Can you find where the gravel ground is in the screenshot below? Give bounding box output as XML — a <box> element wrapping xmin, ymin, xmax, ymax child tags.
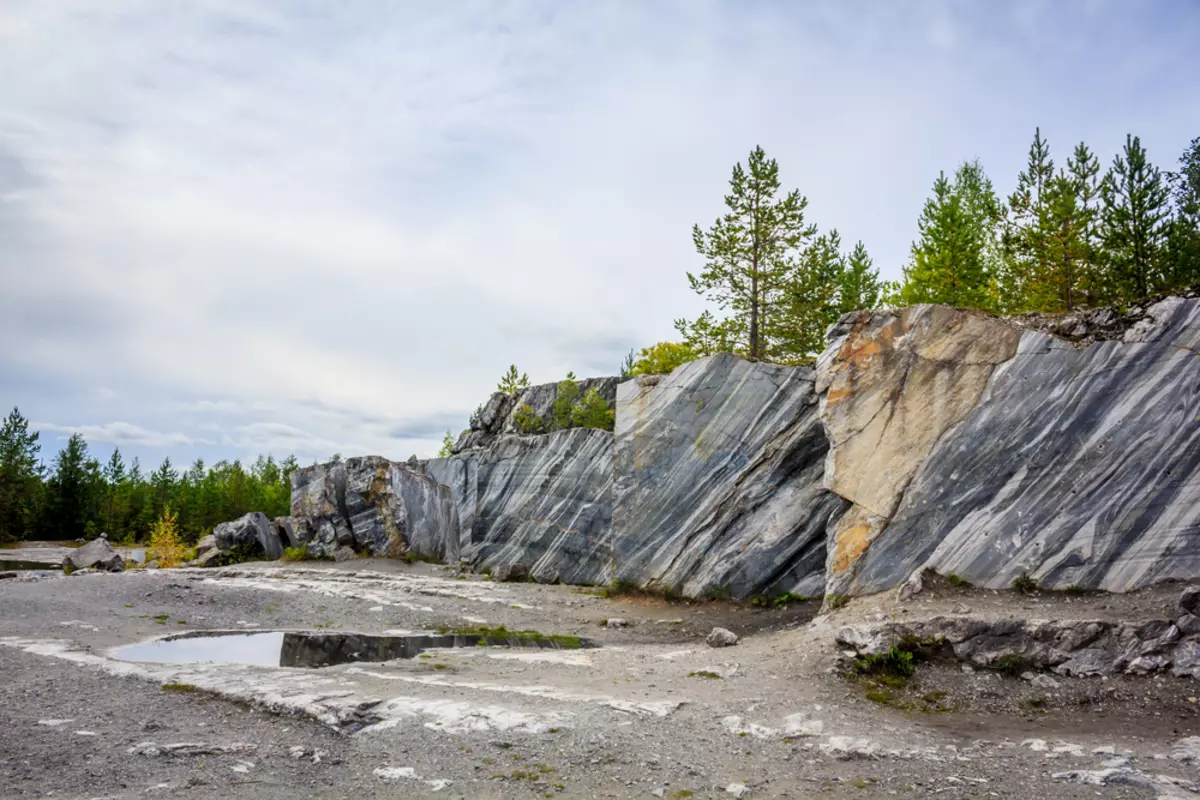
<box><xmin>1</xmin><ymin>558</ymin><xmax>1198</xmax><ymax>799</ymax></box>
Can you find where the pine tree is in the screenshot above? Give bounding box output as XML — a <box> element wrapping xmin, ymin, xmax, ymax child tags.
<box><xmin>0</xmin><ymin>407</ymin><xmax>42</xmax><ymax>542</ymax></box>
<box><xmin>1100</xmin><ymin>134</ymin><xmax>1171</xmax><ymax>301</ymax></box>
<box><xmin>438</xmin><ymin>431</ymin><xmax>455</xmax><ymax>458</ymax></box>
<box><xmin>571</xmin><ymin>387</ymin><xmax>615</xmax><ymax>431</ymax></box>
<box><xmin>1165</xmin><ymin>136</ymin><xmax>1200</xmax><ymax>291</ymax></box>
<box><xmin>1067</xmin><ymin>142</ymin><xmax>1107</xmax><ymax>306</ymax></box>
<box><xmin>550</xmin><ymin>372</ymin><xmax>581</xmax><ymax>431</ymax></box>
<box><xmin>999</xmin><ymin>129</ymin><xmax>1055</xmax><ymax>312</ymax></box>
<box><xmin>497</xmin><ymin>365</ymin><xmax>530</xmax><ymax>395</ymax></box>
<box><xmin>631</xmin><ymin>341</ymin><xmax>697</xmax><ymax>376</ymax></box>
<box><xmin>687</xmin><ymin>146</ymin><xmax>816</xmax><ymax>360</ymax></box>
<box><xmin>151</xmin><ymin>457</ymin><xmax>177</xmax><ymax>518</ymax></box>
<box><xmin>102</xmin><ymin>448</ymin><xmax>126</xmax><ymax>536</ymax></box>
<box><xmin>41</xmin><ymin>433</ymin><xmax>99</xmax><ymax>540</ymax></box>
<box><xmin>774</xmin><ymin>230</ymin><xmax>846</xmax><ymax>362</ymax></box>
<box><xmin>900</xmin><ymin>161</ymin><xmax>1002</xmax><ymax>309</ymax></box>
<box><xmin>838</xmin><ymin>241</ymin><xmax>882</xmax><ymax>313</ymax></box>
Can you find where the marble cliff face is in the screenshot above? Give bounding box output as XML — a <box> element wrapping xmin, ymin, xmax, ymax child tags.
<box><xmin>212</xmin><ymin>295</ymin><xmax>1200</xmax><ymax>601</ymax></box>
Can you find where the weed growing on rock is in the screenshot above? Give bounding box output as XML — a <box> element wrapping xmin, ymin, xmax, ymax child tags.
<box><xmin>281</xmin><ymin>544</ymin><xmax>330</xmax><ymax>562</ymax></box>
<box><xmin>825</xmin><ymin>593</ymin><xmax>849</xmax><ymax>610</ymax></box>
<box><xmin>946</xmin><ymin>573</ymin><xmax>969</xmax><ymax>587</ymax></box>
<box><xmin>688</xmin><ymin>670</ymin><xmax>723</xmax><ymax>679</ymax></box>
<box><xmin>855</xmin><ymin>646</ymin><xmax>916</xmax><ymax>680</ymax></box>
<box><xmin>161</xmin><ymin>683</ymin><xmax>196</xmax><ymax>693</ymax></box>
<box><xmin>1011</xmin><ymin>572</ymin><xmax>1039</xmax><ymax>594</ymax></box>
<box><xmin>993</xmin><ymin>653</ymin><xmax>1033</xmax><ymax>675</ymax></box>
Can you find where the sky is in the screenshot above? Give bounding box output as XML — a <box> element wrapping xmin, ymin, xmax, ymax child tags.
<box><xmin>1</xmin><ymin>0</ymin><xmax>1198</xmax><ymax>470</ymax></box>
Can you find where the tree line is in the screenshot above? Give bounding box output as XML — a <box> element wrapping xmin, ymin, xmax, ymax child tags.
<box><xmin>0</xmin><ymin>407</ymin><xmax>294</xmax><ymax>544</ymax></box>
<box><xmin>626</xmin><ymin>131</ymin><xmax>1200</xmax><ymax>375</ymax></box>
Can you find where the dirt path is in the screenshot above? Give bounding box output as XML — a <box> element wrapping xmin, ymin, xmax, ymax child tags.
<box><xmin>1</xmin><ymin>560</ymin><xmax>1196</xmax><ymax>798</ymax></box>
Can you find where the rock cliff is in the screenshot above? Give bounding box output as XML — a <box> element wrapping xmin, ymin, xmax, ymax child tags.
<box><xmin>612</xmin><ymin>354</ymin><xmax>845</xmax><ymax>600</ymax></box>
<box><xmin>454</xmin><ymin>376</ymin><xmax>622</xmax><ymax>453</ymax></box>
<box><xmin>818</xmin><ymin>295</ymin><xmax>1200</xmax><ymax>596</ymax></box>
<box><xmin>424</xmin><ymin>427</ymin><xmax>613</xmax><ymax>584</ymax></box>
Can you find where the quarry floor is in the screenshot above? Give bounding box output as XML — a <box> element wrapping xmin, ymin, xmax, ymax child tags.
<box><xmin>2</xmin><ymin>557</ymin><xmax>1199</xmax><ymax>799</ymax></box>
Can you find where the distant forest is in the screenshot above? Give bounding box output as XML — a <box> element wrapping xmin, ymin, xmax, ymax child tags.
<box><xmin>5</xmin><ymin>129</ymin><xmax>1198</xmax><ymax>543</ymax></box>
<box><xmin>0</xmin><ymin>407</ymin><xmax>293</xmax><ymax>544</ymax></box>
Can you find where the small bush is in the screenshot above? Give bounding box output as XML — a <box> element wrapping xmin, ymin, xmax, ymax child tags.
<box><xmin>855</xmin><ymin>646</ymin><xmax>916</xmax><ymax>680</ymax></box>
<box><xmin>1011</xmin><ymin>572</ymin><xmax>1039</xmax><ymax>594</ymax></box>
<box><xmin>1063</xmin><ymin>584</ymin><xmax>1087</xmax><ymax>595</ymax></box>
<box><xmin>147</xmin><ymin>508</ymin><xmax>188</xmax><ymax>568</ymax></box>
<box><xmin>702</xmin><ymin>584</ymin><xmax>733</xmax><ymax>602</ymax></box>
<box><xmin>946</xmin><ymin>573</ymin><xmax>968</xmax><ymax>587</ymax></box>
<box><xmin>281</xmin><ymin>544</ymin><xmax>329</xmax><ymax>562</ymax></box>
<box><xmin>825</xmin><ymin>593</ymin><xmax>849</xmax><ymax>611</ymax></box>
<box><xmin>992</xmin><ymin>653</ymin><xmax>1032</xmax><ymax>675</ymax></box>
<box><xmin>512</xmin><ymin>404</ymin><xmax>547</xmax><ymax>435</ymax></box>
<box><xmin>688</xmin><ymin>670</ymin><xmax>723</xmax><ymax>680</ymax></box>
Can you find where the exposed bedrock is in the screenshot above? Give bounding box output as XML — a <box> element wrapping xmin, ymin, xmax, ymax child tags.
<box><xmin>611</xmin><ymin>353</ymin><xmax>847</xmax><ymax>601</ymax></box>
<box><xmin>424</xmin><ymin>428</ymin><xmax>613</xmax><ymax>585</ymax></box>
<box><xmin>818</xmin><ymin>296</ymin><xmax>1200</xmax><ymax>597</ymax></box>
<box><xmin>287</xmin><ymin>457</ymin><xmax>459</xmax><ymax>562</ymax></box>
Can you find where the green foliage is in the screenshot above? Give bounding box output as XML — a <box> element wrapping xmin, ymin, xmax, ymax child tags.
<box><xmin>0</xmin><ymin>407</ymin><xmax>42</xmax><ymax>543</ymax></box>
<box><xmin>630</xmin><ymin>341</ymin><xmax>698</xmax><ymax>376</ymax></box>
<box><xmin>571</xmin><ymin>387</ymin><xmax>615</xmax><ymax>431</ymax></box>
<box><xmin>750</xmin><ymin>592</ymin><xmax>808</xmax><ymax>607</ymax></box>
<box><xmin>825</xmin><ymin>593</ymin><xmax>849</xmax><ymax>610</ymax></box>
<box><xmin>146</xmin><ymin>507</ymin><xmax>189</xmax><ymax>568</ymax></box>
<box><xmin>992</xmin><ymin>653</ymin><xmax>1032</xmax><ymax>675</ymax></box>
<box><xmin>619</xmin><ymin>349</ymin><xmax>636</xmax><ymax>377</ymax></box>
<box><xmin>282</xmin><ymin>543</ymin><xmax>330</xmax><ymax>562</ymax></box>
<box><xmin>688</xmin><ymin>670</ymin><xmax>723</xmax><ymax>680</ymax></box>
<box><xmin>1101</xmin><ymin>134</ymin><xmax>1171</xmax><ymax>300</ymax></box>
<box><xmin>900</xmin><ymin>160</ymin><xmax>1002</xmax><ymax>310</ymax></box>
<box><xmin>854</xmin><ymin>646</ymin><xmax>916</xmax><ymax>680</ymax></box>
<box><xmin>497</xmin><ymin>364</ymin><xmax>531</xmax><ymax>395</ymax></box>
<box><xmin>512</xmin><ymin>403</ymin><xmax>547</xmax><ymax>435</ymax></box>
<box><xmin>1165</xmin><ymin>136</ymin><xmax>1200</xmax><ymax>291</ymax></box>
<box><xmin>1011</xmin><ymin>572</ymin><xmax>1038</xmax><ymax>594</ymax></box>
<box><xmin>946</xmin><ymin>573</ymin><xmax>968</xmax><ymax>587</ymax></box>
<box><xmin>550</xmin><ymin>372</ymin><xmax>580</xmax><ymax>430</ymax></box>
<box><xmin>840</xmin><ymin>240</ymin><xmax>883</xmax><ymax>312</ymax></box>
<box><xmin>438</xmin><ymin>431</ymin><xmax>455</xmax><ymax>458</ymax></box>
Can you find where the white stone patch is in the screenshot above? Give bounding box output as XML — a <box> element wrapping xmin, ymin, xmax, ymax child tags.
<box><xmin>230</xmin><ymin>761</ymin><xmax>255</xmax><ymax>774</ymax></box>
<box><xmin>1171</xmin><ymin>736</ymin><xmax>1200</xmax><ymax>762</ymax></box>
<box><xmin>782</xmin><ymin>712</ymin><xmax>824</xmax><ymax>737</ymax></box>
<box><xmin>462</xmin><ymin>615</ymin><xmax>489</xmax><ymax>625</ymax></box>
<box><xmin>486</xmin><ymin>651</ymin><xmax>593</xmax><ymax>667</ymax></box>
<box><xmin>365</xmin><ymin>696</ymin><xmax>568</xmax><ymax>735</ymax></box>
<box><xmin>374</xmin><ymin>766</ymin><xmax>452</xmax><ymax>790</ymax></box>
<box><xmin>344</xmin><ymin>667</ymin><xmax>682</xmax><ymax>717</ymax></box>
<box><xmin>58</xmin><ymin>620</ymin><xmax>102</xmax><ymax>632</ymax></box>
<box><xmin>75</xmin><ymin>730</ymin><xmax>98</xmax><ymax>736</ymax></box>
<box><xmin>37</xmin><ymin>718</ymin><xmax>74</xmax><ymax>727</ymax></box>
<box><xmin>1054</xmin><ymin>767</ymin><xmax>1199</xmax><ymax>799</ymax></box>
<box><xmin>722</xmin><ymin>715</ymin><xmax>776</xmax><ymax>739</ymax></box>
<box><xmin>654</xmin><ymin>649</ymin><xmax>694</xmax><ymax>661</ymax></box>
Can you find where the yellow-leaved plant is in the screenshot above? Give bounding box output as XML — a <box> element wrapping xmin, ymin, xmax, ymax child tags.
<box><xmin>147</xmin><ymin>507</ymin><xmax>190</xmax><ymax>568</ymax></box>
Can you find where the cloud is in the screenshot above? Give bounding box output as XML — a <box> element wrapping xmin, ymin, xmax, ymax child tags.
<box><xmin>1</xmin><ymin>1</ymin><xmax>1198</xmax><ymax>469</ymax></box>
<box><xmin>33</xmin><ymin>421</ymin><xmax>206</xmax><ymax>449</ymax></box>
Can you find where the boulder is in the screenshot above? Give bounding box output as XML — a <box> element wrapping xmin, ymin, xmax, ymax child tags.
<box><xmin>63</xmin><ymin>539</ymin><xmax>125</xmax><ymax>573</ymax></box>
<box><xmin>194</xmin><ymin>534</ymin><xmax>217</xmax><ymax>557</ymax></box>
<box><xmin>212</xmin><ymin>512</ymin><xmax>284</xmax><ymax>560</ymax></box>
<box><xmin>706</xmin><ymin>627</ymin><xmax>739</xmax><ymax>648</ymax></box>
<box><xmin>274</xmin><ymin>516</ymin><xmax>311</xmax><ymax>550</ymax></box>
<box><xmin>1180</xmin><ymin>587</ymin><xmax>1200</xmax><ymax>617</ymax></box>
<box><xmin>492</xmin><ymin>563</ymin><xmax>530</xmax><ymax>582</ymax></box>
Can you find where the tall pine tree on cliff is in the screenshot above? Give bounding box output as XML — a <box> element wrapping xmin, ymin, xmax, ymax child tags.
<box><xmin>1100</xmin><ymin>134</ymin><xmax>1170</xmax><ymax>300</ymax></box>
<box><xmin>686</xmin><ymin>146</ymin><xmax>816</xmax><ymax>361</ymax></box>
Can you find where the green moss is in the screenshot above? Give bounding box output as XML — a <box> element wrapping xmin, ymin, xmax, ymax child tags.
<box><xmin>946</xmin><ymin>573</ymin><xmax>968</xmax><ymax>587</ymax></box>
<box><xmin>281</xmin><ymin>544</ymin><xmax>331</xmax><ymax>562</ymax></box>
<box><xmin>1063</xmin><ymin>584</ymin><xmax>1088</xmax><ymax>595</ymax></box>
<box><xmin>825</xmin><ymin>593</ymin><xmax>849</xmax><ymax>610</ymax></box>
<box><xmin>688</xmin><ymin>670</ymin><xmax>723</xmax><ymax>680</ymax></box>
<box><xmin>993</xmin><ymin>653</ymin><xmax>1032</xmax><ymax>675</ymax></box>
<box><xmin>865</xmin><ymin>688</ymin><xmax>894</xmax><ymax>705</ymax></box>
<box><xmin>161</xmin><ymin>683</ymin><xmax>197</xmax><ymax>693</ymax></box>
<box><xmin>854</xmin><ymin>646</ymin><xmax>915</xmax><ymax>680</ymax></box>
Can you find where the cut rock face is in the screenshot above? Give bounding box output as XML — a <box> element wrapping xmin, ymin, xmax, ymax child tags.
<box><xmin>817</xmin><ymin>297</ymin><xmax>1200</xmax><ymax>596</ymax></box>
<box><xmin>288</xmin><ymin>457</ymin><xmax>459</xmax><ymax>562</ymax></box>
<box><xmin>212</xmin><ymin>512</ymin><xmax>283</xmax><ymax>560</ymax></box>
<box><xmin>424</xmin><ymin>428</ymin><xmax>612</xmax><ymax>584</ymax></box>
<box><xmin>612</xmin><ymin>354</ymin><xmax>845</xmax><ymax>601</ymax></box>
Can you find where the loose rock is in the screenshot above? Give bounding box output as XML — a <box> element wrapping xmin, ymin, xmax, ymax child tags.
<box><xmin>706</xmin><ymin>627</ymin><xmax>739</xmax><ymax>648</ymax></box>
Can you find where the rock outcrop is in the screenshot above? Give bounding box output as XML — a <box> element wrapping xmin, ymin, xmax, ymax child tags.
<box><xmin>424</xmin><ymin>427</ymin><xmax>613</xmax><ymax>584</ymax></box>
<box><xmin>63</xmin><ymin>539</ymin><xmax>125</xmax><ymax>573</ymax></box>
<box><xmin>289</xmin><ymin>457</ymin><xmax>459</xmax><ymax>562</ymax></box>
<box><xmin>612</xmin><ymin>354</ymin><xmax>846</xmax><ymax>600</ymax></box>
<box><xmin>212</xmin><ymin>512</ymin><xmax>285</xmax><ymax>560</ymax></box>
<box><xmin>818</xmin><ymin>296</ymin><xmax>1200</xmax><ymax>596</ymax></box>
<box><xmin>454</xmin><ymin>376</ymin><xmax>622</xmax><ymax>453</ymax></box>
<box><xmin>836</xmin><ymin>589</ymin><xmax>1200</xmax><ymax>677</ymax></box>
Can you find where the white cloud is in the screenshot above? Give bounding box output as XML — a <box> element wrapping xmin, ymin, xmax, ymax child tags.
<box><xmin>33</xmin><ymin>421</ymin><xmax>206</xmax><ymax>449</ymax></box>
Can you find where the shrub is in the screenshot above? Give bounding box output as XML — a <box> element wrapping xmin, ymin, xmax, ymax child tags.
<box><xmin>825</xmin><ymin>593</ymin><xmax>849</xmax><ymax>610</ymax></box>
<box><xmin>512</xmin><ymin>404</ymin><xmax>546</xmax><ymax>435</ymax></box>
<box><xmin>993</xmin><ymin>653</ymin><xmax>1032</xmax><ymax>675</ymax></box>
<box><xmin>855</xmin><ymin>646</ymin><xmax>916</xmax><ymax>680</ymax></box>
<box><xmin>1011</xmin><ymin>572</ymin><xmax>1039</xmax><ymax>594</ymax></box>
<box><xmin>946</xmin><ymin>573</ymin><xmax>968</xmax><ymax>587</ymax></box>
<box><xmin>630</xmin><ymin>341</ymin><xmax>698</xmax><ymax>376</ymax></box>
<box><xmin>571</xmin><ymin>387</ymin><xmax>615</xmax><ymax>431</ymax></box>
<box><xmin>147</xmin><ymin>508</ymin><xmax>188</xmax><ymax>568</ymax></box>
<box><xmin>497</xmin><ymin>365</ymin><xmax>531</xmax><ymax>395</ymax></box>
<box><xmin>550</xmin><ymin>373</ymin><xmax>581</xmax><ymax>430</ymax></box>
<box><xmin>282</xmin><ymin>543</ymin><xmax>328</xmax><ymax>562</ymax></box>
<box><xmin>438</xmin><ymin>431</ymin><xmax>455</xmax><ymax>458</ymax></box>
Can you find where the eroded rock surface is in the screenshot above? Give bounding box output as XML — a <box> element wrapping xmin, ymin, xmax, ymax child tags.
<box><xmin>212</xmin><ymin>512</ymin><xmax>284</xmax><ymax>560</ymax></box>
<box><xmin>612</xmin><ymin>354</ymin><xmax>846</xmax><ymax>600</ymax></box>
<box><xmin>62</xmin><ymin>539</ymin><xmax>125</xmax><ymax>573</ymax></box>
<box><xmin>288</xmin><ymin>458</ymin><xmax>458</xmax><ymax>562</ymax></box>
<box><xmin>818</xmin><ymin>297</ymin><xmax>1200</xmax><ymax>596</ymax></box>
<box><xmin>424</xmin><ymin>428</ymin><xmax>613</xmax><ymax>584</ymax></box>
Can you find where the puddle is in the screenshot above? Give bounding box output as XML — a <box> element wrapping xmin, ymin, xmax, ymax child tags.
<box><xmin>0</xmin><ymin>559</ymin><xmax>60</xmax><ymax>571</ymax></box>
<box><xmin>113</xmin><ymin>630</ymin><xmax>596</xmax><ymax>669</ymax></box>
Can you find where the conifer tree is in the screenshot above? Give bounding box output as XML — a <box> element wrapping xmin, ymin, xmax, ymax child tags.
<box><xmin>1165</xmin><ymin>136</ymin><xmax>1200</xmax><ymax>291</ymax></box>
<box><xmin>550</xmin><ymin>372</ymin><xmax>581</xmax><ymax>431</ymax></box>
<box><xmin>1100</xmin><ymin>134</ymin><xmax>1171</xmax><ymax>300</ymax></box>
<box><xmin>838</xmin><ymin>241</ymin><xmax>882</xmax><ymax>313</ymax></box>
<box><xmin>687</xmin><ymin>146</ymin><xmax>816</xmax><ymax>360</ymax></box>
<box><xmin>497</xmin><ymin>365</ymin><xmax>530</xmax><ymax>395</ymax></box>
<box><xmin>0</xmin><ymin>407</ymin><xmax>42</xmax><ymax>542</ymax></box>
<box><xmin>999</xmin><ymin>129</ymin><xmax>1055</xmax><ymax>311</ymax></box>
<box><xmin>571</xmin><ymin>387</ymin><xmax>615</xmax><ymax>431</ymax></box>
<box><xmin>900</xmin><ymin>161</ymin><xmax>1002</xmax><ymax>309</ymax></box>
<box><xmin>41</xmin><ymin>434</ymin><xmax>99</xmax><ymax>539</ymax></box>
<box><xmin>438</xmin><ymin>431</ymin><xmax>455</xmax><ymax>458</ymax></box>
<box><xmin>774</xmin><ymin>230</ymin><xmax>846</xmax><ymax>362</ymax></box>
<box><xmin>1067</xmin><ymin>142</ymin><xmax>1107</xmax><ymax>306</ymax></box>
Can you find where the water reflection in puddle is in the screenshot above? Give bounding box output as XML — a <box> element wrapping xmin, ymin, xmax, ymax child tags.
<box><xmin>113</xmin><ymin>630</ymin><xmax>594</xmax><ymax>669</ymax></box>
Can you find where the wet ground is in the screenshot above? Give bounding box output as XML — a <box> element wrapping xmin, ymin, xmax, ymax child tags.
<box><xmin>1</xmin><ymin>558</ymin><xmax>1198</xmax><ymax>798</ymax></box>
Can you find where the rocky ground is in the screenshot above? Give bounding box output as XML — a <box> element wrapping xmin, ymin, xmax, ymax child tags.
<box><xmin>2</xmin><ymin>553</ymin><xmax>1199</xmax><ymax>798</ymax></box>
